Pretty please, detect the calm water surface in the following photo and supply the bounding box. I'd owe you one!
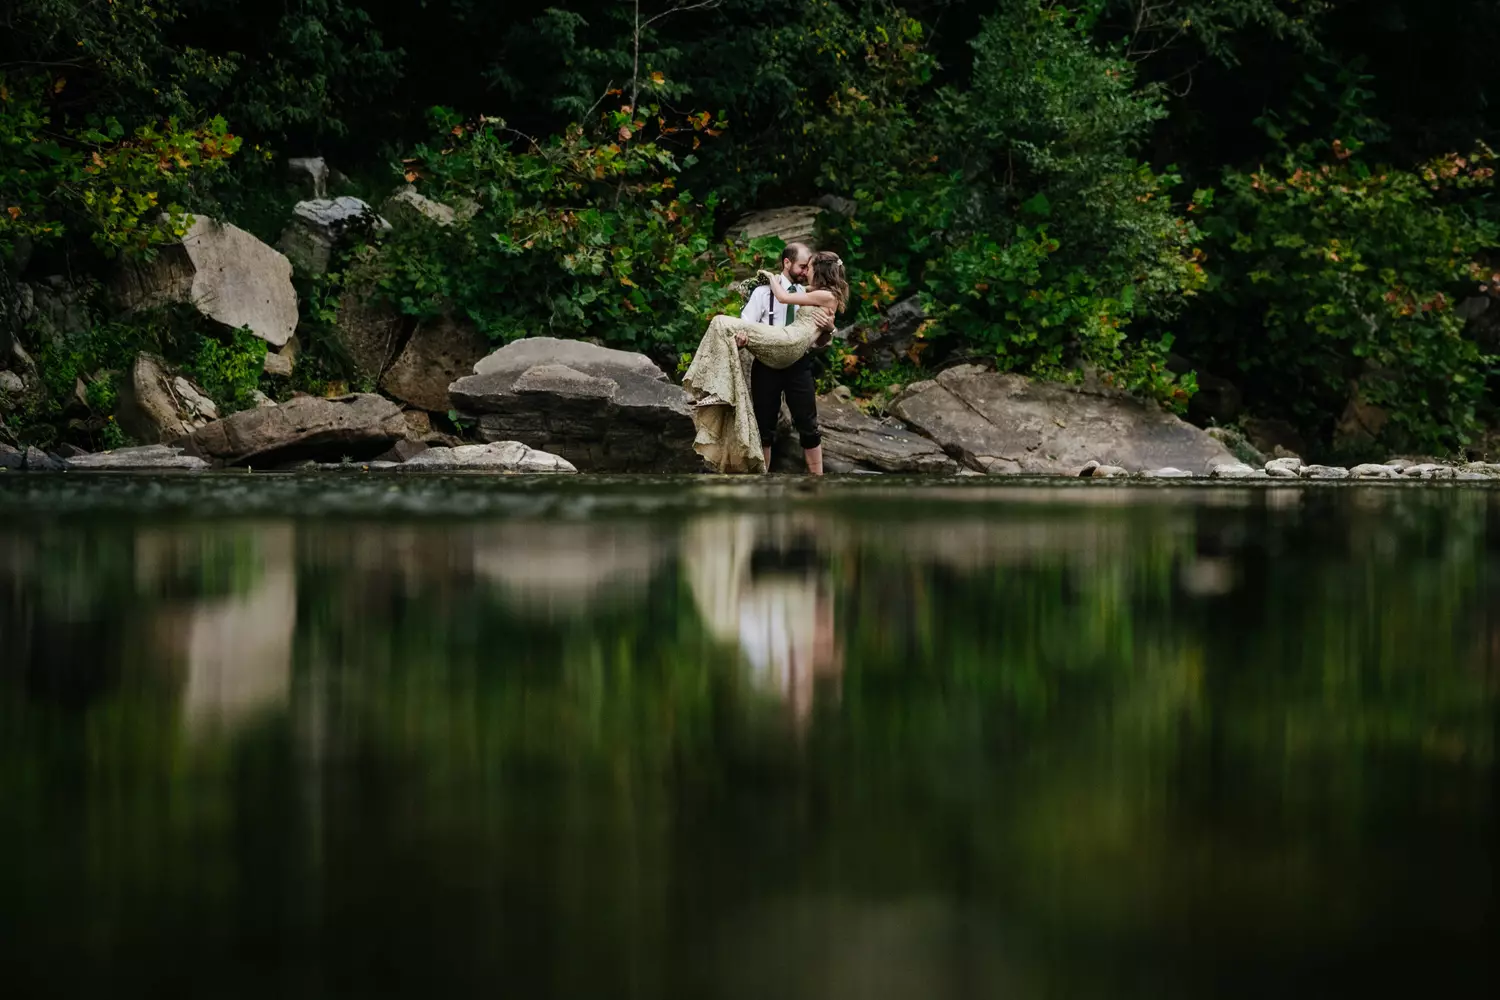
[1,475,1496,998]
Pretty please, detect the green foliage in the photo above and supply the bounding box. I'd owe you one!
[187,328,268,414]
[1,75,241,258]
[371,106,768,355]
[1195,78,1499,454]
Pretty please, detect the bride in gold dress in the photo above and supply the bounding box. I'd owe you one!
[683,251,850,473]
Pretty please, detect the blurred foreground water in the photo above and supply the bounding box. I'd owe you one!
[1,475,1496,998]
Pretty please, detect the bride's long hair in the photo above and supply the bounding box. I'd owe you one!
[808,251,850,311]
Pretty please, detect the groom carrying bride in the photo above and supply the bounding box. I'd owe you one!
[738,242,833,475]
[684,242,848,475]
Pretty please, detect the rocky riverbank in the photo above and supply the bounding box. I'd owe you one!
[5,331,1498,481]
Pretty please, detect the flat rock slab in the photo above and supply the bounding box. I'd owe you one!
[450,337,698,472]
[890,367,1237,475]
[399,441,576,473]
[67,444,210,471]
[180,392,405,467]
[813,393,958,474]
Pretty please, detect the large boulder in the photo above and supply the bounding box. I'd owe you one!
[380,316,490,412]
[116,216,298,347]
[277,196,387,276]
[889,366,1237,475]
[731,206,822,249]
[117,353,219,443]
[179,392,405,467]
[448,337,699,472]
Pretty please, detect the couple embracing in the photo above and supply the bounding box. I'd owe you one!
[683,243,847,475]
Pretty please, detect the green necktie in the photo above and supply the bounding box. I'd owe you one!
[785,283,797,325]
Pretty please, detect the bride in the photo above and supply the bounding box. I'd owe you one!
[683,250,850,473]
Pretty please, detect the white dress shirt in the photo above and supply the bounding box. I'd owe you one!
[740,274,799,326]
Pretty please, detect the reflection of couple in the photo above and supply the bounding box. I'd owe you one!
[683,244,847,474]
[685,515,842,730]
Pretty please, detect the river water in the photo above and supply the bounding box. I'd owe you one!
[1,475,1496,998]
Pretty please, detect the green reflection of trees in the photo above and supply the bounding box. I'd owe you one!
[1,490,1497,997]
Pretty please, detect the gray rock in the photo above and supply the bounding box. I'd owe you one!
[1142,467,1194,478]
[67,444,210,471]
[731,205,822,248]
[1088,464,1132,478]
[1350,463,1400,479]
[779,392,957,474]
[179,392,406,467]
[374,439,429,464]
[450,337,698,472]
[1457,471,1490,481]
[277,196,388,275]
[1300,465,1351,480]
[1211,463,1267,479]
[1461,462,1500,477]
[0,443,22,470]
[263,349,294,377]
[116,215,298,347]
[888,368,1237,475]
[382,185,470,228]
[0,370,23,395]
[1402,463,1457,480]
[287,157,330,199]
[252,390,277,408]
[380,316,490,412]
[22,446,66,471]
[400,441,576,473]
[117,354,218,443]
[1265,457,1303,478]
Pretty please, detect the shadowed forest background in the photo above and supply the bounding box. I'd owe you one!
[2,0,1498,459]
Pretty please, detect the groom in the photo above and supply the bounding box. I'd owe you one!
[741,241,833,475]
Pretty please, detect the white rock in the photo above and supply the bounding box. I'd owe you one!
[1265,456,1303,477]
[1142,467,1194,478]
[400,440,576,473]
[1089,464,1131,478]
[1211,463,1266,479]
[1350,463,1400,479]
[1300,465,1350,480]
[67,444,210,471]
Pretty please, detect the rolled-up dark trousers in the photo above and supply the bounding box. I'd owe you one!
[750,355,821,450]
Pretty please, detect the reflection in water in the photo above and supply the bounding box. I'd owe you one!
[685,515,842,729]
[136,524,297,734]
[0,479,1497,999]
